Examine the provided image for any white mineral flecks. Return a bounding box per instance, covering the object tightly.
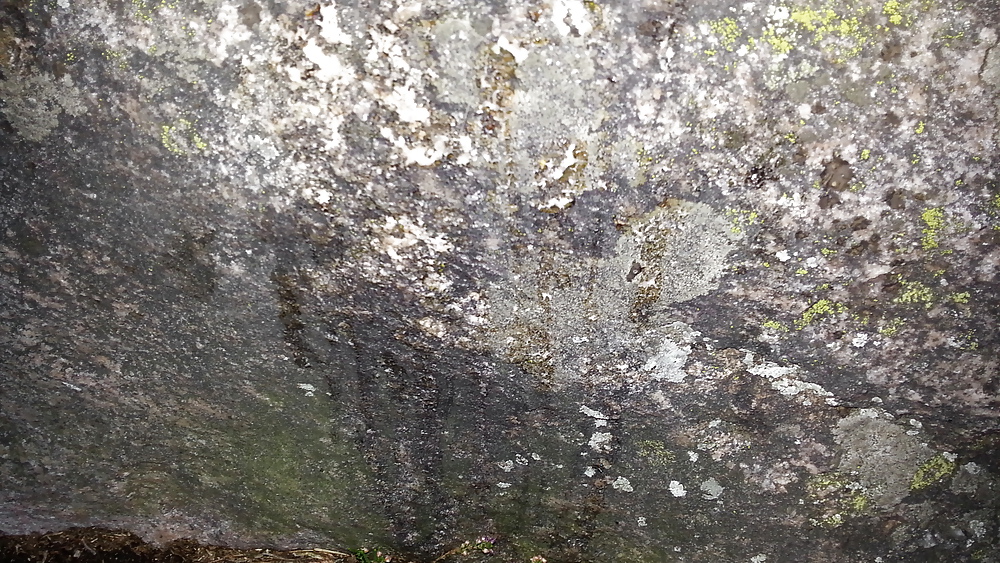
[318,3,352,45]
[302,39,353,84]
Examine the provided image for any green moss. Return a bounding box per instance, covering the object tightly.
[795,299,847,329]
[911,454,956,490]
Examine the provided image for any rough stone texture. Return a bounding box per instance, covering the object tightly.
[1,0,999,561]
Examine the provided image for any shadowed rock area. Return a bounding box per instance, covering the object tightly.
[1,0,998,561]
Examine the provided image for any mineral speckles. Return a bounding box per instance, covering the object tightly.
[316,2,353,46]
[551,0,597,37]
[371,215,453,263]
[302,39,354,84]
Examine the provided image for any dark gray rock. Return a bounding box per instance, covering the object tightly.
[1,0,998,561]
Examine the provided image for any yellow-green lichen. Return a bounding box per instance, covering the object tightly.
[894,277,934,308]
[910,454,956,490]
[878,317,905,336]
[920,207,945,250]
[708,17,743,51]
[860,149,871,160]
[762,27,795,55]
[161,118,208,155]
[957,330,979,351]
[795,299,847,330]
[131,0,178,22]
[752,3,877,63]
[915,121,925,134]
[102,49,129,70]
[948,292,970,304]
[725,209,760,234]
[882,0,915,26]
[806,472,871,528]
[637,440,676,466]
[762,320,789,332]
[790,7,838,34]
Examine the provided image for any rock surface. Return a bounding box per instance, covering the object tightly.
[1,0,999,561]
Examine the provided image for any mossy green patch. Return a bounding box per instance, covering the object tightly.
[911,454,956,490]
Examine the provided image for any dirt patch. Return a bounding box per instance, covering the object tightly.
[0,527,352,563]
